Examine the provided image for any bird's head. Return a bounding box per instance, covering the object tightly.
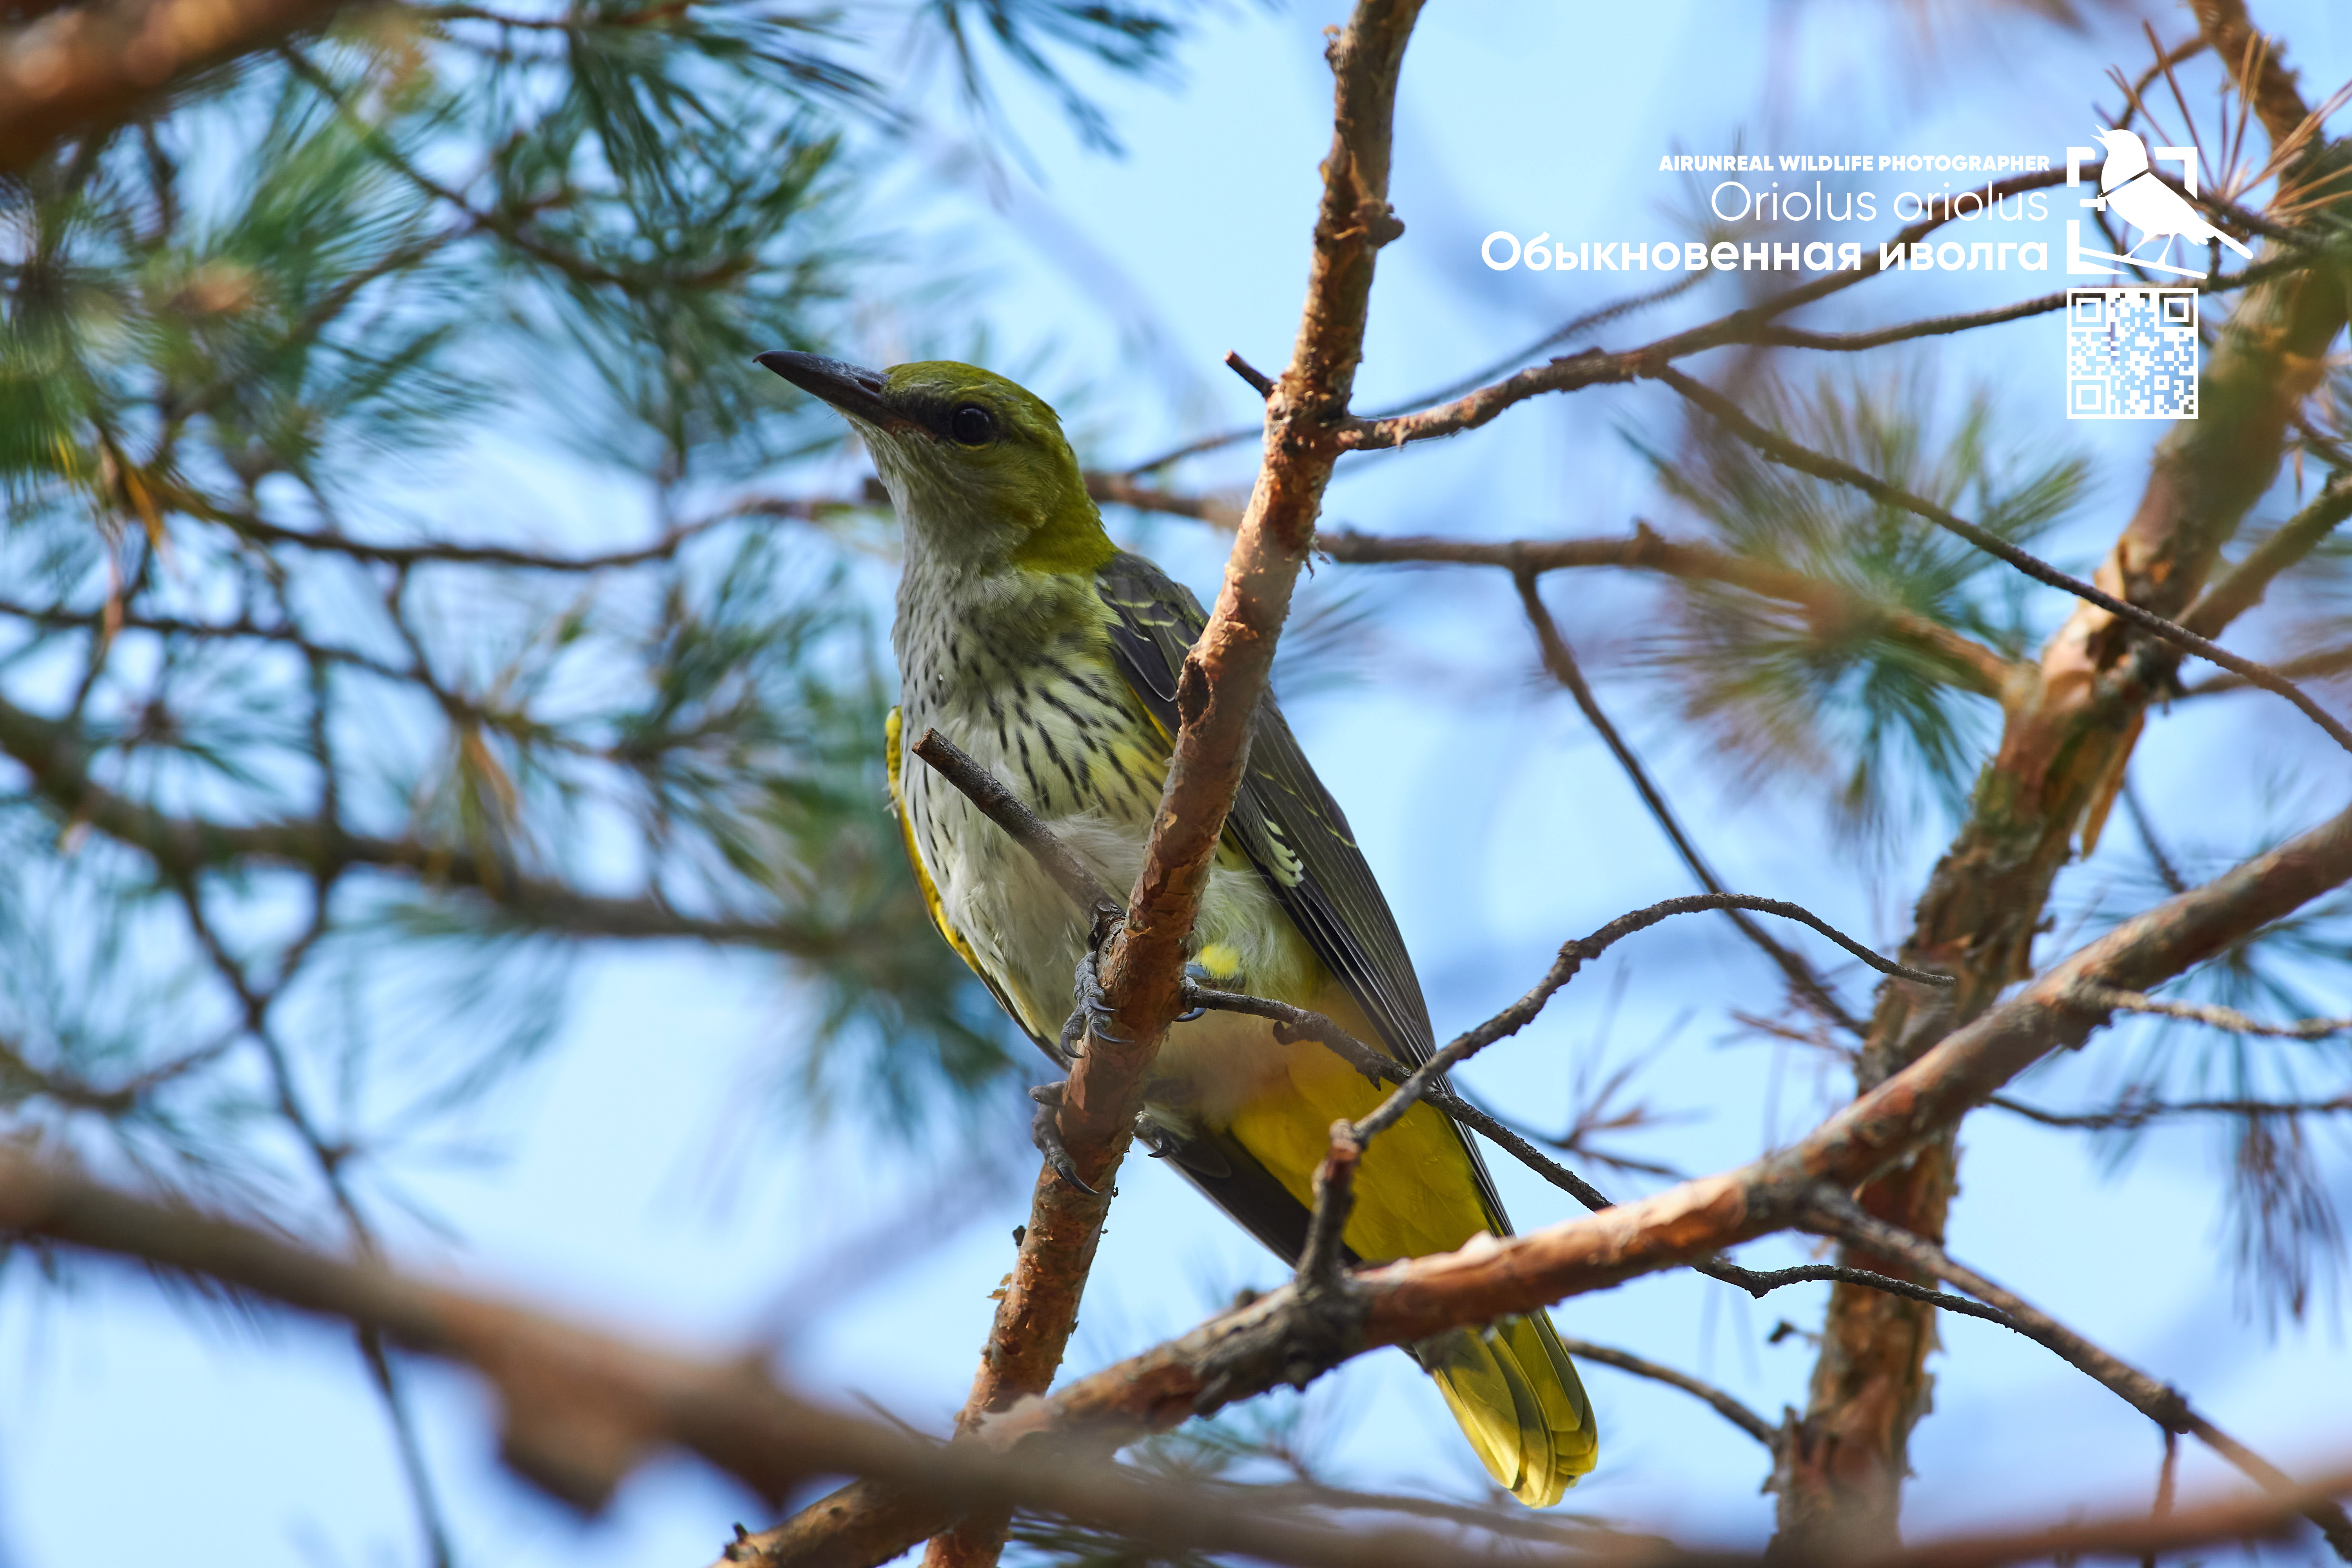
[757,352,1110,575]
[2093,127,2148,173]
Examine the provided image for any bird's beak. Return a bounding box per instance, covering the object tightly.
[756,350,896,427]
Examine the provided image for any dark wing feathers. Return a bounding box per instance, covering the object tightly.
[1095,552,1514,1243]
[1097,552,1434,1061]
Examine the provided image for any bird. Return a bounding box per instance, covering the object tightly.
[755,350,1596,1506]
[2090,127,2252,261]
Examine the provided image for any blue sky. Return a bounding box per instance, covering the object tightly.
[12,3,2352,1564]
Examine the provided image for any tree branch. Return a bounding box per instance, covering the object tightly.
[2189,642,2352,696]
[2178,473,2352,638]
[1328,168,2075,453]
[895,9,1432,1568]
[1181,983,2016,1329]
[16,1148,2351,1568]
[1350,894,1948,1145]
[1084,470,1245,529]
[199,495,838,572]
[0,0,341,172]
[1802,1188,2352,1557]
[959,787,2352,1465]
[1741,247,2310,354]
[912,729,1122,929]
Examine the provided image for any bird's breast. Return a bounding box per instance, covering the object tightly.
[893,575,1318,1117]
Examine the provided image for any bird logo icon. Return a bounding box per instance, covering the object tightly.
[2083,127,2250,270]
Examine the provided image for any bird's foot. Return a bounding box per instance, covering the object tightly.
[1028,1080,1099,1195]
[1065,918,1136,1049]
[1174,960,1213,1022]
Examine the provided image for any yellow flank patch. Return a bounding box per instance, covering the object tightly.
[1194,943,1245,983]
[884,706,1044,1044]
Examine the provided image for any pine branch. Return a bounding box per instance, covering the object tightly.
[1779,26,2352,1542]
[2076,982,2352,1039]
[1320,524,2020,696]
[2178,473,2352,637]
[1655,366,2352,756]
[0,693,826,950]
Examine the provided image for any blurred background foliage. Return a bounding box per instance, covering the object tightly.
[7,0,2352,1562]
[1640,370,2090,845]
[0,0,1222,1210]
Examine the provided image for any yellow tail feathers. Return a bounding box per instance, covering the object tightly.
[1423,1311,1597,1507]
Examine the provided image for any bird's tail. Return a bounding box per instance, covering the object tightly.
[1421,1310,1597,1507]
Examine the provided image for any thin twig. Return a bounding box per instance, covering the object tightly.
[2179,474,2352,638]
[1515,569,1867,1036]
[1332,168,2078,454]
[2122,777,2190,896]
[1180,985,2008,1323]
[1352,895,1950,1144]
[1224,351,1276,399]
[1745,248,2307,354]
[1552,1336,1775,1446]
[1697,1256,2016,1327]
[1295,1124,1361,1294]
[1085,471,1245,530]
[2077,982,2352,1039]
[211,499,814,572]
[2189,641,2352,695]
[913,728,1122,930]
[1992,1090,2352,1130]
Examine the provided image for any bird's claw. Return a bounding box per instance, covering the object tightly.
[1174,960,1212,1023]
[1029,1080,1098,1195]
[1067,921,1137,1047]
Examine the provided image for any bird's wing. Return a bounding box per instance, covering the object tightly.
[888,702,1323,1249]
[1093,553,1434,1058]
[1093,551,1515,1230]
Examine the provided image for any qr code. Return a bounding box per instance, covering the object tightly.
[2067,288,2198,419]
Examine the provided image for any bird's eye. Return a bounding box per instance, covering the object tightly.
[949,404,996,445]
